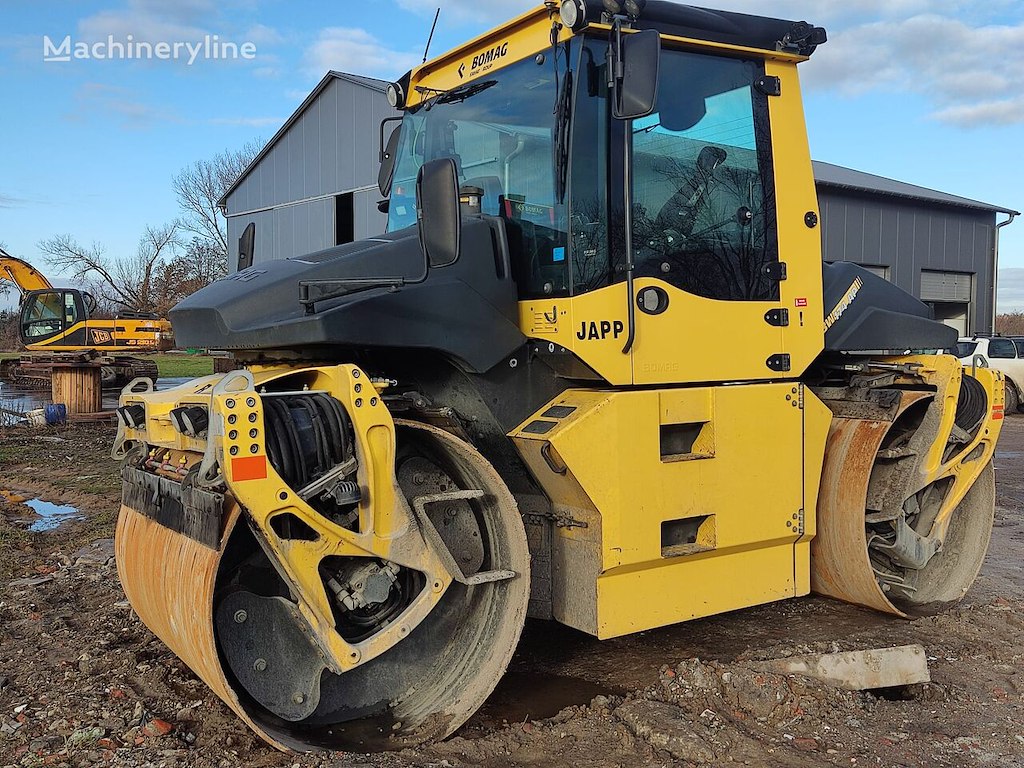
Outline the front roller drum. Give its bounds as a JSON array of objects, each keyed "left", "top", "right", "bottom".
[
  {"left": 116, "top": 422, "right": 531, "bottom": 752},
  {"left": 812, "top": 414, "right": 995, "bottom": 617}
]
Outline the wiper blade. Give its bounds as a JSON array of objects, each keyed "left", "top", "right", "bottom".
[
  {"left": 418, "top": 79, "right": 498, "bottom": 110},
  {"left": 553, "top": 70, "right": 573, "bottom": 204}
]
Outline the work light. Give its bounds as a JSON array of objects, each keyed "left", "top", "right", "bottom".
[
  {"left": 386, "top": 82, "right": 405, "bottom": 109},
  {"left": 560, "top": 0, "right": 588, "bottom": 30}
]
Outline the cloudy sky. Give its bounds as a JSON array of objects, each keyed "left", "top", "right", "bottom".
[{"left": 1, "top": 0, "right": 1022, "bottom": 306}]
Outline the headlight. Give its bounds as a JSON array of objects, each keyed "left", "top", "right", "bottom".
[
  {"left": 386, "top": 82, "right": 405, "bottom": 109},
  {"left": 560, "top": 0, "right": 588, "bottom": 31}
]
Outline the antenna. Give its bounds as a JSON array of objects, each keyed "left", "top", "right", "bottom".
[{"left": 422, "top": 8, "right": 441, "bottom": 63}]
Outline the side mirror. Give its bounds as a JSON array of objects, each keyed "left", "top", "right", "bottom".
[
  {"left": 416, "top": 158, "right": 461, "bottom": 268},
  {"left": 378, "top": 122, "right": 402, "bottom": 196},
  {"left": 237, "top": 222, "right": 255, "bottom": 272},
  {"left": 613, "top": 28, "right": 660, "bottom": 120}
]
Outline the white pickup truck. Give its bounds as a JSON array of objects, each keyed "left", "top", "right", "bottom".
[{"left": 955, "top": 336, "right": 1024, "bottom": 412}]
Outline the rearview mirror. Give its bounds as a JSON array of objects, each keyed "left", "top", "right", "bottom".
[
  {"left": 613, "top": 28, "right": 660, "bottom": 120},
  {"left": 237, "top": 222, "right": 255, "bottom": 271},
  {"left": 416, "top": 158, "right": 461, "bottom": 268},
  {"left": 378, "top": 122, "right": 402, "bottom": 196}
]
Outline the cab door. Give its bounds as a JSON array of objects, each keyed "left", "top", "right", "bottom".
[{"left": 625, "top": 50, "right": 822, "bottom": 386}]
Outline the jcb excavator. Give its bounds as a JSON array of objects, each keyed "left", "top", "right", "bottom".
[
  {"left": 0, "top": 250, "right": 170, "bottom": 387},
  {"left": 112, "top": 0, "right": 1003, "bottom": 752}
]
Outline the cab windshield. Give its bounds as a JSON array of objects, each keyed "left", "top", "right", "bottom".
[
  {"left": 388, "top": 55, "right": 568, "bottom": 298},
  {"left": 389, "top": 37, "right": 778, "bottom": 303}
]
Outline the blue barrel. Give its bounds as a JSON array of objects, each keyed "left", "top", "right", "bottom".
[{"left": 45, "top": 403, "right": 68, "bottom": 425}]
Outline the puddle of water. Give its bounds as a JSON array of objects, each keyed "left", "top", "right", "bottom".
[
  {"left": 24, "top": 498, "right": 84, "bottom": 532},
  {"left": 471, "top": 670, "right": 617, "bottom": 726},
  {"left": 0, "top": 376, "right": 193, "bottom": 426}
]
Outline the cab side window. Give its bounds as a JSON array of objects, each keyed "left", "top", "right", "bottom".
[
  {"left": 64, "top": 292, "right": 79, "bottom": 325},
  {"left": 630, "top": 50, "right": 778, "bottom": 301}
]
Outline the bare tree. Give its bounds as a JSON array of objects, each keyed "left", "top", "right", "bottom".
[
  {"left": 172, "top": 140, "right": 261, "bottom": 261},
  {"left": 38, "top": 223, "right": 183, "bottom": 313},
  {"left": 0, "top": 241, "right": 15, "bottom": 300},
  {"left": 152, "top": 238, "right": 227, "bottom": 314}
]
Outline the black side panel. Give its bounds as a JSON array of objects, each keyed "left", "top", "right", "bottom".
[
  {"left": 169, "top": 219, "right": 525, "bottom": 373},
  {"left": 582, "top": 1, "right": 825, "bottom": 56},
  {"left": 822, "top": 262, "right": 956, "bottom": 352}
]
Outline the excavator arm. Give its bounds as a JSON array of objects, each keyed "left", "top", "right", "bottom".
[{"left": 0, "top": 249, "right": 53, "bottom": 294}]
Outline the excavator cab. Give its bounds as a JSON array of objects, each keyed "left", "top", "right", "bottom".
[{"left": 19, "top": 288, "right": 96, "bottom": 345}]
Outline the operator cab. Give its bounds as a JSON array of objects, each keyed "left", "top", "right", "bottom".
[{"left": 20, "top": 289, "right": 95, "bottom": 345}]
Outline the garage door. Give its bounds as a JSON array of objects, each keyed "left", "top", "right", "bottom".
[
  {"left": 931, "top": 302, "right": 969, "bottom": 335},
  {"left": 920, "top": 270, "right": 973, "bottom": 303}
]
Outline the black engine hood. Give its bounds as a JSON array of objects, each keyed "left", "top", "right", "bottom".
[
  {"left": 169, "top": 219, "right": 525, "bottom": 373},
  {"left": 822, "top": 262, "right": 956, "bottom": 352}
]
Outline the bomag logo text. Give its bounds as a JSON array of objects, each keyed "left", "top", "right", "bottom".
[{"left": 470, "top": 42, "right": 508, "bottom": 72}]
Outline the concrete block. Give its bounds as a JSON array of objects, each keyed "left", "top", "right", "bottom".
[{"left": 767, "top": 644, "right": 930, "bottom": 690}]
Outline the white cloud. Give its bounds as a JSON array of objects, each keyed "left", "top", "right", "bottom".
[
  {"left": 0, "top": 194, "right": 27, "bottom": 209},
  {"left": 806, "top": 15, "right": 1024, "bottom": 126},
  {"left": 65, "top": 82, "right": 176, "bottom": 128},
  {"left": 78, "top": 9, "right": 208, "bottom": 48},
  {"left": 305, "top": 28, "right": 421, "bottom": 79},
  {"left": 932, "top": 98, "right": 1024, "bottom": 127},
  {"left": 693, "top": 1, "right": 1024, "bottom": 127},
  {"left": 72, "top": 0, "right": 280, "bottom": 67}
]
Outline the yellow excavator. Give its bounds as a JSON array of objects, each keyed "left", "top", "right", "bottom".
[
  {"left": 112, "top": 0, "right": 1003, "bottom": 753},
  {"left": 0, "top": 250, "right": 171, "bottom": 387}
]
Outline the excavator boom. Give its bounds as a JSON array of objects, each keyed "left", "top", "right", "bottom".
[{"left": 0, "top": 249, "right": 52, "bottom": 293}]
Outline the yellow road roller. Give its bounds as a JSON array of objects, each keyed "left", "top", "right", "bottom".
[{"left": 112, "top": 0, "right": 1005, "bottom": 752}]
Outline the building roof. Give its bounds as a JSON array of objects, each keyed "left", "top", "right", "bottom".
[
  {"left": 813, "top": 160, "right": 1019, "bottom": 216},
  {"left": 218, "top": 71, "right": 389, "bottom": 208}
]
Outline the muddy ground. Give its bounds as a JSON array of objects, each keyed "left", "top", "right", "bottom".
[{"left": 1, "top": 417, "right": 1023, "bottom": 768}]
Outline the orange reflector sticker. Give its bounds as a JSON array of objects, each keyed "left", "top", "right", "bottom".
[
  {"left": 993, "top": 404, "right": 1004, "bottom": 421},
  {"left": 231, "top": 455, "right": 267, "bottom": 481}
]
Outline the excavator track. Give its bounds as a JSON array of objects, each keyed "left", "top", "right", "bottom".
[
  {"left": 0, "top": 354, "right": 158, "bottom": 390},
  {"left": 115, "top": 381, "right": 530, "bottom": 752}
]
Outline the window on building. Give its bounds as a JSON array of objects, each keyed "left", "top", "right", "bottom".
[{"left": 336, "top": 193, "right": 355, "bottom": 245}]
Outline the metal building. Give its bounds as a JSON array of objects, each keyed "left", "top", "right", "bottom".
[
  {"left": 814, "top": 161, "right": 1017, "bottom": 336},
  {"left": 220, "top": 73, "right": 1017, "bottom": 336},
  {"left": 218, "top": 72, "right": 398, "bottom": 267}
]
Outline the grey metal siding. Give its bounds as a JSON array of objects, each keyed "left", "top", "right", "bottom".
[
  {"left": 223, "top": 77, "right": 398, "bottom": 268},
  {"left": 817, "top": 187, "right": 996, "bottom": 334},
  {"left": 227, "top": 197, "right": 336, "bottom": 267}
]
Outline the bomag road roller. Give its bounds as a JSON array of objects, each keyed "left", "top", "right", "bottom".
[{"left": 112, "top": 0, "right": 1005, "bottom": 752}]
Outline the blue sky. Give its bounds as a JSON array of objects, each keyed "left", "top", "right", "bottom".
[{"left": 1, "top": 0, "right": 1022, "bottom": 306}]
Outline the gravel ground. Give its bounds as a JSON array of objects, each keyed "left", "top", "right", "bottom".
[{"left": 1, "top": 418, "right": 1023, "bottom": 768}]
